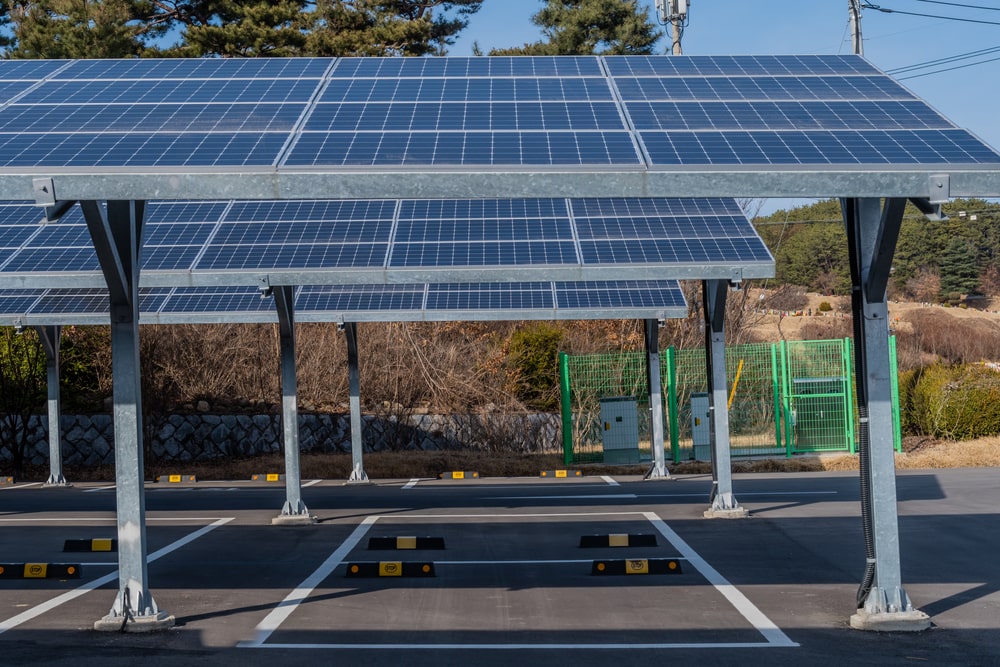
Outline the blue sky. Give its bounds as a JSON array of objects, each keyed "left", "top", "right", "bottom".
[{"left": 450, "top": 0, "right": 1000, "bottom": 214}]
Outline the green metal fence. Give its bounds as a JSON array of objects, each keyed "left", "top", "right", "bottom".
[{"left": 560, "top": 337, "right": 901, "bottom": 465}]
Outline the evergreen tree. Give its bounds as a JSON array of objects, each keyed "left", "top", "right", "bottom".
[
  {"left": 490, "top": 0, "right": 662, "bottom": 56},
  {"left": 939, "top": 237, "right": 981, "bottom": 298},
  {"left": 5, "top": 0, "right": 160, "bottom": 58}
]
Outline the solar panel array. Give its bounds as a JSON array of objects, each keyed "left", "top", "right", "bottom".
[
  {"left": 0, "top": 281, "right": 688, "bottom": 325},
  {"left": 0, "top": 197, "right": 773, "bottom": 285},
  {"left": 0, "top": 55, "right": 996, "bottom": 170}
]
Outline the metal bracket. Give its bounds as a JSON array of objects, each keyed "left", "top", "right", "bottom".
[
  {"left": 928, "top": 174, "right": 950, "bottom": 204},
  {"left": 32, "top": 178, "right": 76, "bottom": 223},
  {"left": 257, "top": 275, "right": 272, "bottom": 299},
  {"left": 909, "top": 197, "right": 948, "bottom": 222}
]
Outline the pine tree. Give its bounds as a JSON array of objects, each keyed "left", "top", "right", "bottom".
[
  {"left": 939, "top": 237, "right": 981, "bottom": 298},
  {"left": 5, "top": 0, "right": 160, "bottom": 58},
  {"left": 490, "top": 0, "right": 662, "bottom": 56}
]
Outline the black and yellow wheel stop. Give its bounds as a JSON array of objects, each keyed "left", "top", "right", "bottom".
[
  {"left": 251, "top": 473, "right": 285, "bottom": 482},
  {"left": 0, "top": 563, "right": 82, "bottom": 579},
  {"left": 368, "top": 536, "right": 446, "bottom": 550},
  {"left": 579, "top": 533, "right": 658, "bottom": 548},
  {"left": 155, "top": 474, "right": 197, "bottom": 483},
  {"left": 345, "top": 561, "right": 436, "bottom": 578},
  {"left": 0, "top": 476, "right": 14, "bottom": 485},
  {"left": 539, "top": 470, "right": 582, "bottom": 478},
  {"left": 438, "top": 471, "right": 478, "bottom": 480},
  {"left": 591, "top": 559, "right": 682, "bottom": 575},
  {"left": 64, "top": 538, "right": 117, "bottom": 552}
]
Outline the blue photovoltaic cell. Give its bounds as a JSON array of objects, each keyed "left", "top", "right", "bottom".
[
  {"left": 332, "top": 56, "right": 603, "bottom": 79},
  {"left": 425, "top": 283, "right": 554, "bottom": 310},
  {"left": 225, "top": 199, "right": 397, "bottom": 222},
  {"left": 212, "top": 219, "right": 393, "bottom": 245},
  {"left": 161, "top": 290, "right": 276, "bottom": 313},
  {"left": 320, "top": 77, "right": 614, "bottom": 103},
  {"left": 304, "top": 101, "right": 625, "bottom": 132},
  {"left": 579, "top": 238, "right": 773, "bottom": 265},
  {"left": 0, "top": 103, "right": 307, "bottom": 134},
  {"left": 641, "top": 129, "right": 1000, "bottom": 165},
  {"left": 0, "top": 132, "right": 289, "bottom": 168},
  {"left": 17, "top": 78, "right": 322, "bottom": 105},
  {"left": 0, "top": 227, "right": 38, "bottom": 247},
  {"left": 60, "top": 58, "right": 333, "bottom": 81},
  {"left": 146, "top": 201, "right": 229, "bottom": 223},
  {"left": 614, "top": 76, "right": 915, "bottom": 102},
  {"left": 24, "top": 224, "right": 90, "bottom": 247},
  {"left": 0, "top": 205, "right": 47, "bottom": 225},
  {"left": 284, "top": 131, "right": 641, "bottom": 166},
  {"left": 574, "top": 215, "right": 758, "bottom": 240},
  {"left": 141, "top": 246, "right": 203, "bottom": 271},
  {"left": 626, "top": 101, "right": 953, "bottom": 132},
  {"left": 570, "top": 197, "right": 743, "bottom": 218},
  {"left": 0, "top": 291, "right": 45, "bottom": 314},
  {"left": 555, "top": 281, "right": 687, "bottom": 309},
  {"left": 143, "top": 223, "right": 217, "bottom": 246},
  {"left": 0, "top": 81, "right": 38, "bottom": 102},
  {"left": 196, "top": 243, "right": 389, "bottom": 270},
  {"left": 389, "top": 241, "right": 578, "bottom": 267},
  {"left": 0, "top": 60, "right": 69, "bottom": 80},
  {"left": 394, "top": 218, "right": 572, "bottom": 242},
  {"left": 402, "top": 199, "right": 569, "bottom": 219},
  {"left": 1, "top": 248, "right": 99, "bottom": 272},
  {"left": 297, "top": 285, "right": 425, "bottom": 312},
  {"left": 30, "top": 289, "right": 108, "bottom": 314},
  {"left": 604, "top": 54, "right": 881, "bottom": 77}
]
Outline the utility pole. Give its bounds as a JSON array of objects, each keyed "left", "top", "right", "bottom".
[
  {"left": 656, "top": 0, "right": 689, "bottom": 55},
  {"left": 849, "top": 0, "right": 864, "bottom": 55}
]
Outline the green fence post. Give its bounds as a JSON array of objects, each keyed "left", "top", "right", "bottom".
[
  {"left": 890, "top": 335, "right": 902, "bottom": 453},
  {"left": 666, "top": 346, "right": 680, "bottom": 463},
  {"left": 559, "top": 352, "right": 573, "bottom": 466},
  {"left": 770, "top": 342, "right": 784, "bottom": 456},
  {"left": 780, "top": 340, "right": 793, "bottom": 456},
  {"left": 842, "top": 337, "right": 856, "bottom": 455}
]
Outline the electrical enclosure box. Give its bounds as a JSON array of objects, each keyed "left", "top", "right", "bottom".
[
  {"left": 691, "top": 392, "right": 711, "bottom": 461},
  {"left": 599, "top": 397, "right": 640, "bottom": 464}
]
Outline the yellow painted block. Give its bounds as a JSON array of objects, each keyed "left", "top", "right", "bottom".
[
  {"left": 379, "top": 562, "right": 403, "bottom": 577},
  {"left": 23, "top": 563, "right": 47, "bottom": 578},
  {"left": 396, "top": 536, "right": 417, "bottom": 550},
  {"left": 266, "top": 473, "right": 280, "bottom": 482},
  {"left": 452, "top": 471, "right": 465, "bottom": 480},
  {"left": 168, "top": 474, "right": 181, "bottom": 483},
  {"left": 92, "top": 539, "right": 113, "bottom": 552},
  {"left": 625, "top": 559, "right": 649, "bottom": 575},
  {"left": 555, "top": 470, "right": 568, "bottom": 478},
  {"left": 608, "top": 534, "right": 629, "bottom": 547}
]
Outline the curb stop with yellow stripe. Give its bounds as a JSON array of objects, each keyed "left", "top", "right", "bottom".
[
  {"left": 591, "top": 559, "right": 683, "bottom": 575},
  {"left": 346, "top": 561, "right": 436, "bottom": 578},
  {"left": 64, "top": 538, "right": 117, "bottom": 552},
  {"left": 0, "top": 563, "right": 82, "bottom": 579},
  {"left": 155, "top": 474, "right": 197, "bottom": 483},
  {"left": 251, "top": 473, "right": 285, "bottom": 482},
  {"left": 368, "top": 536, "right": 446, "bottom": 550},
  {"left": 438, "top": 471, "right": 478, "bottom": 480},
  {"left": 579, "top": 533, "right": 658, "bottom": 548},
  {"left": 0, "top": 476, "right": 14, "bottom": 485},
  {"left": 540, "top": 470, "right": 582, "bottom": 478}
]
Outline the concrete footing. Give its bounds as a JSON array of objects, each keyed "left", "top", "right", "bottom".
[
  {"left": 41, "top": 481, "right": 72, "bottom": 488},
  {"left": 271, "top": 513, "right": 318, "bottom": 526},
  {"left": 703, "top": 507, "right": 750, "bottom": 519},
  {"left": 850, "top": 609, "right": 931, "bottom": 632},
  {"left": 94, "top": 611, "right": 175, "bottom": 633}
]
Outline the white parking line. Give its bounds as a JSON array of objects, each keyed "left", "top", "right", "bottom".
[
  {"left": 0, "top": 516, "right": 231, "bottom": 523},
  {"left": 0, "top": 518, "right": 233, "bottom": 635},
  {"left": 485, "top": 494, "right": 638, "bottom": 500},
  {"left": 602, "top": 476, "right": 620, "bottom": 487},
  {"left": 83, "top": 485, "right": 116, "bottom": 493},
  {"left": 303, "top": 480, "right": 323, "bottom": 488},
  {"left": 403, "top": 478, "right": 420, "bottom": 490},
  {"left": 0, "top": 482, "right": 42, "bottom": 491}
]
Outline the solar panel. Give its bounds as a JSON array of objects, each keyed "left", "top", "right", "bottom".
[
  {"left": 60, "top": 58, "right": 331, "bottom": 80},
  {"left": 320, "top": 77, "right": 614, "bottom": 103},
  {"left": 602, "top": 54, "right": 881, "bottom": 77}
]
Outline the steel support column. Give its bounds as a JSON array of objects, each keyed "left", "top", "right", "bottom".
[
  {"left": 343, "top": 322, "right": 368, "bottom": 483},
  {"left": 273, "top": 285, "right": 313, "bottom": 524},
  {"left": 83, "top": 200, "right": 172, "bottom": 631},
  {"left": 702, "top": 279, "right": 746, "bottom": 518},
  {"left": 843, "top": 198, "right": 929, "bottom": 631},
  {"left": 35, "top": 325, "right": 67, "bottom": 487},
  {"left": 644, "top": 319, "right": 669, "bottom": 479}
]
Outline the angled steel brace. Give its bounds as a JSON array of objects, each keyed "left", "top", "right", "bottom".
[
  {"left": 273, "top": 285, "right": 311, "bottom": 521},
  {"left": 343, "top": 322, "right": 369, "bottom": 483},
  {"left": 34, "top": 325, "right": 67, "bottom": 486},
  {"left": 842, "top": 197, "right": 929, "bottom": 630}
]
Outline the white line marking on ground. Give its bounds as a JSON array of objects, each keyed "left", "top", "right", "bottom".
[
  {"left": 640, "top": 491, "right": 837, "bottom": 498},
  {"left": 0, "top": 517, "right": 232, "bottom": 523},
  {"left": 381, "top": 511, "right": 647, "bottom": 519},
  {"left": 602, "top": 476, "right": 620, "bottom": 486},
  {"left": 402, "top": 478, "right": 420, "bottom": 490},
  {"left": 434, "top": 559, "right": 686, "bottom": 565},
  {"left": 486, "top": 494, "right": 638, "bottom": 500},
  {"left": 302, "top": 480, "right": 323, "bottom": 488},
  {"left": 643, "top": 511, "right": 798, "bottom": 647},
  {"left": 0, "top": 518, "right": 232, "bottom": 636},
  {"left": 254, "top": 642, "right": 786, "bottom": 650},
  {"left": 239, "top": 516, "right": 379, "bottom": 648},
  {"left": 83, "top": 485, "right": 116, "bottom": 493},
  {"left": 0, "top": 482, "right": 42, "bottom": 491}
]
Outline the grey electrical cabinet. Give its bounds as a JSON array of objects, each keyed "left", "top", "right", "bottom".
[
  {"left": 599, "top": 397, "right": 640, "bottom": 464},
  {"left": 691, "top": 392, "right": 711, "bottom": 461}
]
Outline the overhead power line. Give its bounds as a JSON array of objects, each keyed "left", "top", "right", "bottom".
[
  {"left": 910, "top": 0, "right": 1000, "bottom": 11},
  {"left": 897, "top": 53, "right": 1000, "bottom": 79},
  {"left": 887, "top": 43, "right": 1000, "bottom": 74},
  {"left": 861, "top": 2, "right": 1000, "bottom": 26}
]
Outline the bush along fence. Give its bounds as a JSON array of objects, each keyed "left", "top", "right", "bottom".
[{"left": 559, "top": 337, "right": 902, "bottom": 465}]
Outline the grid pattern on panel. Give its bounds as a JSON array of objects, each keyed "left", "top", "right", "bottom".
[
  {"left": 0, "top": 58, "right": 330, "bottom": 168},
  {"left": 0, "top": 290, "right": 46, "bottom": 315},
  {"left": 297, "top": 284, "right": 425, "bottom": 312},
  {"left": 160, "top": 287, "right": 276, "bottom": 313},
  {"left": 555, "top": 280, "right": 686, "bottom": 309},
  {"left": 425, "top": 282, "right": 554, "bottom": 310}
]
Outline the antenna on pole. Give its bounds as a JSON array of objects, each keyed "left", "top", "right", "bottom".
[
  {"left": 849, "top": 0, "right": 864, "bottom": 56},
  {"left": 656, "top": 0, "right": 689, "bottom": 55}
]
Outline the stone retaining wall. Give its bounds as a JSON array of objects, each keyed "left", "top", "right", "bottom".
[{"left": 1, "top": 413, "right": 561, "bottom": 466}]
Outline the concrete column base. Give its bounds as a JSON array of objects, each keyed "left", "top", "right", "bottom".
[
  {"left": 42, "top": 481, "right": 72, "bottom": 488},
  {"left": 272, "top": 513, "right": 318, "bottom": 526},
  {"left": 703, "top": 507, "right": 750, "bottom": 519},
  {"left": 643, "top": 465, "right": 671, "bottom": 480},
  {"left": 850, "top": 609, "right": 931, "bottom": 632},
  {"left": 94, "top": 611, "right": 174, "bottom": 633}
]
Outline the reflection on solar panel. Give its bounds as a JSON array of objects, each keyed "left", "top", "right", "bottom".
[
  {"left": 0, "top": 282, "right": 689, "bottom": 324},
  {"left": 0, "top": 54, "right": 993, "bottom": 171}
]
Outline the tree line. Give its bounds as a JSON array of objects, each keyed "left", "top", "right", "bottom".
[
  {"left": 755, "top": 198, "right": 1000, "bottom": 303},
  {"left": 0, "top": 0, "right": 661, "bottom": 59}
]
